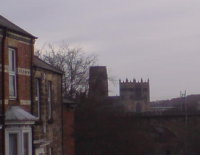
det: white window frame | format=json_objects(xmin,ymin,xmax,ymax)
[
  {"xmin": 47, "ymin": 81, "xmax": 52, "ymax": 120},
  {"xmin": 5, "ymin": 127, "xmax": 32, "ymax": 155},
  {"xmin": 35, "ymin": 78, "xmax": 40, "ymax": 118},
  {"xmin": 8, "ymin": 48, "xmax": 17, "ymax": 99},
  {"xmin": 6, "ymin": 130, "xmax": 20, "ymax": 155},
  {"xmin": 49, "ymin": 147, "xmax": 52, "ymax": 155},
  {"xmin": 22, "ymin": 130, "xmax": 32, "ymax": 155}
]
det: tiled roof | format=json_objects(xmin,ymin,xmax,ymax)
[
  {"xmin": 33, "ymin": 56, "xmax": 63, "ymax": 74},
  {"xmin": 5, "ymin": 106, "xmax": 37, "ymax": 122},
  {"xmin": 0, "ymin": 15, "xmax": 36, "ymax": 38}
]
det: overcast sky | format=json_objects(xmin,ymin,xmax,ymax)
[{"xmin": 1, "ymin": 0, "xmax": 200, "ymax": 101}]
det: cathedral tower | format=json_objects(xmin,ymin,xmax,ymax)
[
  {"xmin": 88, "ymin": 66, "xmax": 108, "ymax": 99},
  {"xmin": 119, "ymin": 79, "xmax": 150, "ymax": 112}
]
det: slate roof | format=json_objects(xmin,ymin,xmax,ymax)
[
  {"xmin": 33, "ymin": 56, "xmax": 63, "ymax": 74},
  {"xmin": 0, "ymin": 15, "xmax": 36, "ymax": 38},
  {"xmin": 63, "ymin": 98, "xmax": 78, "ymax": 110},
  {"xmin": 63, "ymin": 98, "xmax": 78, "ymax": 104},
  {"xmin": 5, "ymin": 106, "xmax": 37, "ymax": 122}
]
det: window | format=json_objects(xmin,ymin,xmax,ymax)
[
  {"xmin": 35, "ymin": 78, "xmax": 40, "ymax": 118},
  {"xmin": 9, "ymin": 133, "xmax": 19, "ymax": 155},
  {"xmin": 8, "ymin": 48, "xmax": 17, "ymax": 98},
  {"xmin": 23, "ymin": 132, "xmax": 29, "ymax": 155},
  {"xmin": 6, "ymin": 128, "xmax": 32, "ymax": 155},
  {"xmin": 49, "ymin": 147, "xmax": 53, "ymax": 155},
  {"xmin": 47, "ymin": 81, "xmax": 52, "ymax": 120}
]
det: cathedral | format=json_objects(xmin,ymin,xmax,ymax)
[{"xmin": 88, "ymin": 66, "xmax": 150, "ymax": 112}]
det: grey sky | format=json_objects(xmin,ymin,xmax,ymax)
[{"xmin": 1, "ymin": 0, "xmax": 200, "ymax": 100}]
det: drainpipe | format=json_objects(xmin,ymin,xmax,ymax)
[
  {"xmin": 1, "ymin": 28, "xmax": 6, "ymax": 155},
  {"xmin": 30, "ymin": 38, "xmax": 35, "ymax": 155}
]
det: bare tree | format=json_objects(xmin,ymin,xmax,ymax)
[{"xmin": 37, "ymin": 44, "xmax": 97, "ymax": 98}]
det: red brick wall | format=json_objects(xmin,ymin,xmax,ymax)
[
  {"xmin": 63, "ymin": 108, "xmax": 75, "ymax": 155},
  {"xmin": 3, "ymin": 36, "xmax": 33, "ymax": 111},
  {"xmin": 0, "ymin": 32, "xmax": 34, "ymax": 155}
]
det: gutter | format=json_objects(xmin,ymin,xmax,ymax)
[{"xmin": 0, "ymin": 25, "xmax": 37, "ymax": 40}]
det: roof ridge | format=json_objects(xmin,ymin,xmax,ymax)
[{"xmin": 0, "ymin": 15, "xmax": 37, "ymax": 38}]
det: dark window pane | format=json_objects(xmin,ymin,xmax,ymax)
[
  {"xmin": 9, "ymin": 75, "xmax": 16, "ymax": 97},
  {"xmin": 9, "ymin": 133, "xmax": 18, "ymax": 155},
  {"xmin": 48, "ymin": 81, "xmax": 52, "ymax": 119},
  {"xmin": 34, "ymin": 79, "xmax": 40, "ymax": 117},
  {"xmin": 23, "ymin": 132, "xmax": 29, "ymax": 155}
]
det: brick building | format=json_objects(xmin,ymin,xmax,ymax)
[
  {"xmin": 0, "ymin": 15, "xmax": 76, "ymax": 155},
  {"xmin": 0, "ymin": 15, "xmax": 37, "ymax": 155},
  {"xmin": 32, "ymin": 56, "xmax": 63, "ymax": 155},
  {"xmin": 63, "ymin": 99, "xmax": 77, "ymax": 155}
]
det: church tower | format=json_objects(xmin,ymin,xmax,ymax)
[
  {"xmin": 119, "ymin": 78, "xmax": 150, "ymax": 112},
  {"xmin": 88, "ymin": 66, "xmax": 108, "ymax": 99}
]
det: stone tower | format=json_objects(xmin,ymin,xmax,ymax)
[
  {"xmin": 119, "ymin": 78, "xmax": 150, "ymax": 112},
  {"xmin": 88, "ymin": 66, "xmax": 108, "ymax": 99}
]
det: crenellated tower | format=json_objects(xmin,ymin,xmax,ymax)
[{"xmin": 119, "ymin": 78, "xmax": 150, "ymax": 112}]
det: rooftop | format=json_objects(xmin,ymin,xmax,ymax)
[
  {"xmin": 5, "ymin": 106, "xmax": 37, "ymax": 123},
  {"xmin": 33, "ymin": 56, "xmax": 63, "ymax": 74},
  {"xmin": 0, "ymin": 15, "xmax": 36, "ymax": 38}
]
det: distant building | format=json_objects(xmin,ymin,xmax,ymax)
[
  {"xmin": 88, "ymin": 66, "xmax": 108, "ymax": 99},
  {"xmin": 119, "ymin": 79, "xmax": 150, "ymax": 112},
  {"xmin": 88, "ymin": 66, "xmax": 150, "ymax": 112}
]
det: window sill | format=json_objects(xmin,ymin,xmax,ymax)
[{"xmin": 9, "ymin": 97, "xmax": 17, "ymax": 100}]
